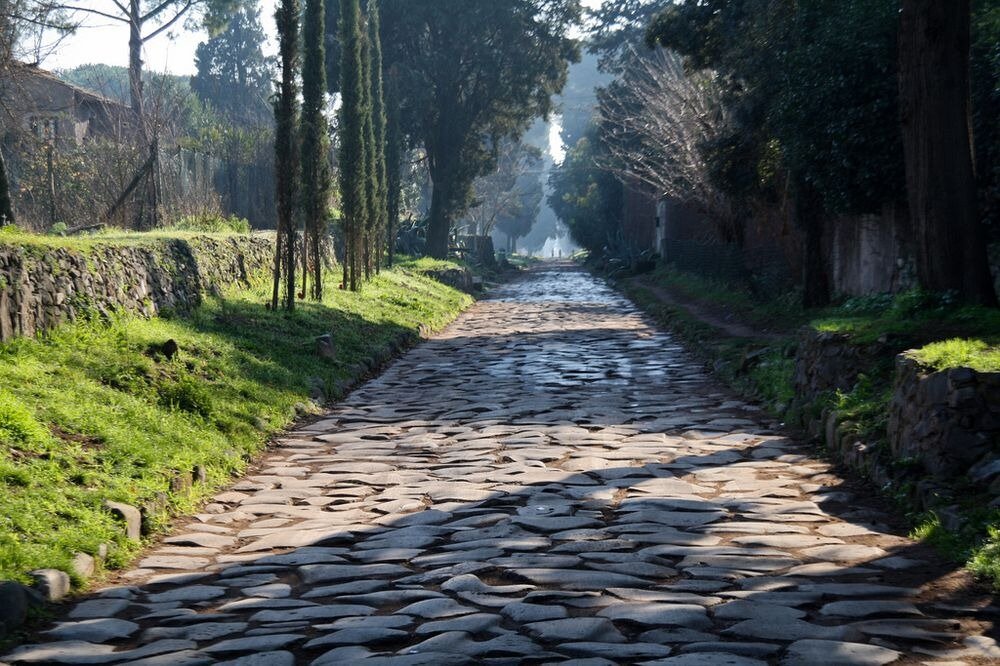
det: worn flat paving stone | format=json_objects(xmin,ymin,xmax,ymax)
[{"xmin": 3, "ymin": 263, "xmax": 995, "ymax": 664}]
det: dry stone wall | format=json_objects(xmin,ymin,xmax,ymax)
[
  {"xmin": 793, "ymin": 327, "xmax": 893, "ymax": 398},
  {"xmin": 888, "ymin": 355, "xmax": 1000, "ymax": 492},
  {"xmin": 0, "ymin": 234, "xmax": 273, "ymax": 342}
]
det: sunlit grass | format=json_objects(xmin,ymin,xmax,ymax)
[{"xmin": 911, "ymin": 338, "xmax": 1000, "ymax": 372}]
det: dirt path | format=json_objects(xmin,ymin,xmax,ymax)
[
  {"xmin": 4, "ymin": 263, "xmax": 996, "ymax": 665},
  {"xmin": 628, "ymin": 276, "xmax": 785, "ymax": 341}
]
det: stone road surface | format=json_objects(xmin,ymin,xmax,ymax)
[{"xmin": 4, "ymin": 264, "xmax": 999, "ymax": 665}]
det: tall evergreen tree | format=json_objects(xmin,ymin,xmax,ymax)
[
  {"xmin": 302, "ymin": 0, "xmax": 330, "ymax": 300},
  {"xmin": 191, "ymin": 3, "xmax": 274, "ymax": 126},
  {"xmin": 0, "ymin": 146, "xmax": 13, "ymax": 227},
  {"xmin": 273, "ymin": 0, "xmax": 301, "ymax": 311},
  {"xmin": 360, "ymin": 8, "xmax": 377, "ymax": 277},
  {"xmin": 367, "ymin": 0, "xmax": 388, "ymax": 273},
  {"xmin": 384, "ymin": 64, "xmax": 402, "ymax": 268},
  {"xmin": 339, "ymin": 0, "xmax": 366, "ymax": 291}
]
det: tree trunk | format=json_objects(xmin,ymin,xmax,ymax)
[
  {"xmin": 0, "ymin": 145, "xmax": 14, "ymax": 226},
  {"xmin": 128, "ymin": 0, "xmax": 145, "ymax": 127},
  {"xmin": 426, "ymin": 164, "xmax": 453, "ymax": 259},
  {"xmin": 798, "ymin": 184, "xmax": 831, "ymax": 309},
  {"xmin": 899, "ymin": 0, "xmax": 997, "ymax": 305}
]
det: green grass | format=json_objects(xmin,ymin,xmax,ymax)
[
  {"xmin": 911, "ymin": 508, "xmax": 1000, "ymax": 590},
  {"xmin": 911, "ymin": 338, "xmax": 1000, "ymax": 372},
  {"xmin": 0, "ymin": 256, "xmax": 471, "ymax": 585},
  {"xmin": 642, "ymin": 265, "xmax": 809, "ymax": 333},
  {"xmin": 812, "ymin": 289, "xmax": 1000, "ymax": 346},
  {"xmin": 0, "ymin": 223, "xmax": 259, "ymax": 250}
]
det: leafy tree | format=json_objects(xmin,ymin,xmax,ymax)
[
  {"xmin": 381, "ymin": 0, "xmax": 581, "ymax": 258},
  {"xmin": 899, "ymin": 0, "xmax": 997, "ymax": 304},
  {"xmin": 191, "ymin": 3, "xmax": 274, "ymax": 126},
  {"xmin": 272, "ymin": 0, "xmax": 300, "ymax": 311},
  {"xmin": 549, "ymin": 123, "xmax": 624, "ymax": 255},
  {"xmin": 301, "ymin": 0, "xmax": 329, "ymax": 300},
  {"xmin": 338, "ymin": 0, "xmax": 365, "ymax": 291}
]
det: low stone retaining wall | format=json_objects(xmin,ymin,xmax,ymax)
[
  {"xmin": 0, "ymin": 234, "xmax": 273, "ymax": 343},
  {"xmin": 888, "ymin": 355, "xmax": 1000, "ymax": 492},
  {"xmin": 794, "ymin": 326, "xmax": 892, "ymax": 398}
]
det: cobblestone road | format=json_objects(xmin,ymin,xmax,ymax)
[{"xmin": 4, "ymin": 264, "xmax": 997, "ymax": 665}]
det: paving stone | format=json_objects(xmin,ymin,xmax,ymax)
[
  {"xmin": 202, "ymin": 634, "xmax": 305, "ymax": 654},
  {"xmin": 639, "ymin": 654, "xmax": 768, "ymax": 666},
  {"xmin": 146, "ymin": 585, "xmax": 227, "ymax": 604},
  {"xmin": 304, "ymin": 627, "xmax": 409, "ymax": 648},
  {"xmin": 680, "ymin": 642, "xmax": 781, "ymax": 658},
  {"xmin": 781, "ymin": 639, "xmax": 901, "ymax": 665},
  {"xmin": 712, "ymin": 601, "xmax": 806, "ymax": 622},
  {"xmin": 525, "ymin": 618, "xmax": 626, "ymax": 643},
  {"xmin": 819, "ymin": 600, "xmax": 924, "ymax": 618},
  {"xmin": 5, "ymin": 640, "xmax": 197, "ymax": 664},
  {"xmin": 68, "ymin": 599, "xmax": 131, "ymax": 619},
  {"xmin": 501, "ymin": 602, "xmax": 568, "ymax": 623},
  {"xmin": 414, "ymin": 613, "xmax": 503, "ymax": 635},
  {"xmin": 43, "ymin": 618, "xmax": 140, "ymax": 642},
  {"xmin": 142, "ymin": 622, "xmax": 248, "ymax": 642},
  {"xmin": 215, "ymin": 651, "xmax": 296, "ymax": 666},
  {"xmin": 598, "ymin": 603, "xmax": 712, "ymax": 629},
  {"xmin": 559, "ymin": 642, "xmax": 674, "ymax": 659},
  {"xmin": 249, "ymin": 605, "xmax": 376, "ymax": 623}
]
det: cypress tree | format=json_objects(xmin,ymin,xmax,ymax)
[
  {"xmin": 302, "ymin": 0, "xmax": 330, "ymax": 300},
  {"xmin": 0, "ymin": 147, "xmax": 14, "ymax": 227},
  {"xmin": 385, "ymin": 65, "xmax": 401, "ymax": 268},
  {"xmin": 360, "ymin": 9, "xmax": 377, "ymax": 278},
  {"xmin": 338, "ymin": 0, "xmax": 366, "ymax": 291},
  {"xmin": 367, "ymin": 0, "xmax": 388, "ymax": 273},
  {"xmin": 273, "ymin": 0, "xmax": 301, "ymax": 311}
]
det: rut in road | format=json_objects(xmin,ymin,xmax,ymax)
[{"xmin": 4, "ymin": 262, "xmax": 997, "ymax": 665}]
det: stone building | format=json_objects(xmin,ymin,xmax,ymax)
[{"xmin": 0, "ymin": 62, "xmax": 130, "ymax": 146}]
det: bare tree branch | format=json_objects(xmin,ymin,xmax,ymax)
[{"xmin": 598, "ymin": 46, "xmax": 734, "ymax": 233}]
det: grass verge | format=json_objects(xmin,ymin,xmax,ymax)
[{"xmin": 0, "ymin": 256, "xmax": 472, "ymax": 585}]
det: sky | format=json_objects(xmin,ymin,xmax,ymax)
[{"xmin": 42, "ymin": 0, "xmax": 603, "ymax": 76}]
